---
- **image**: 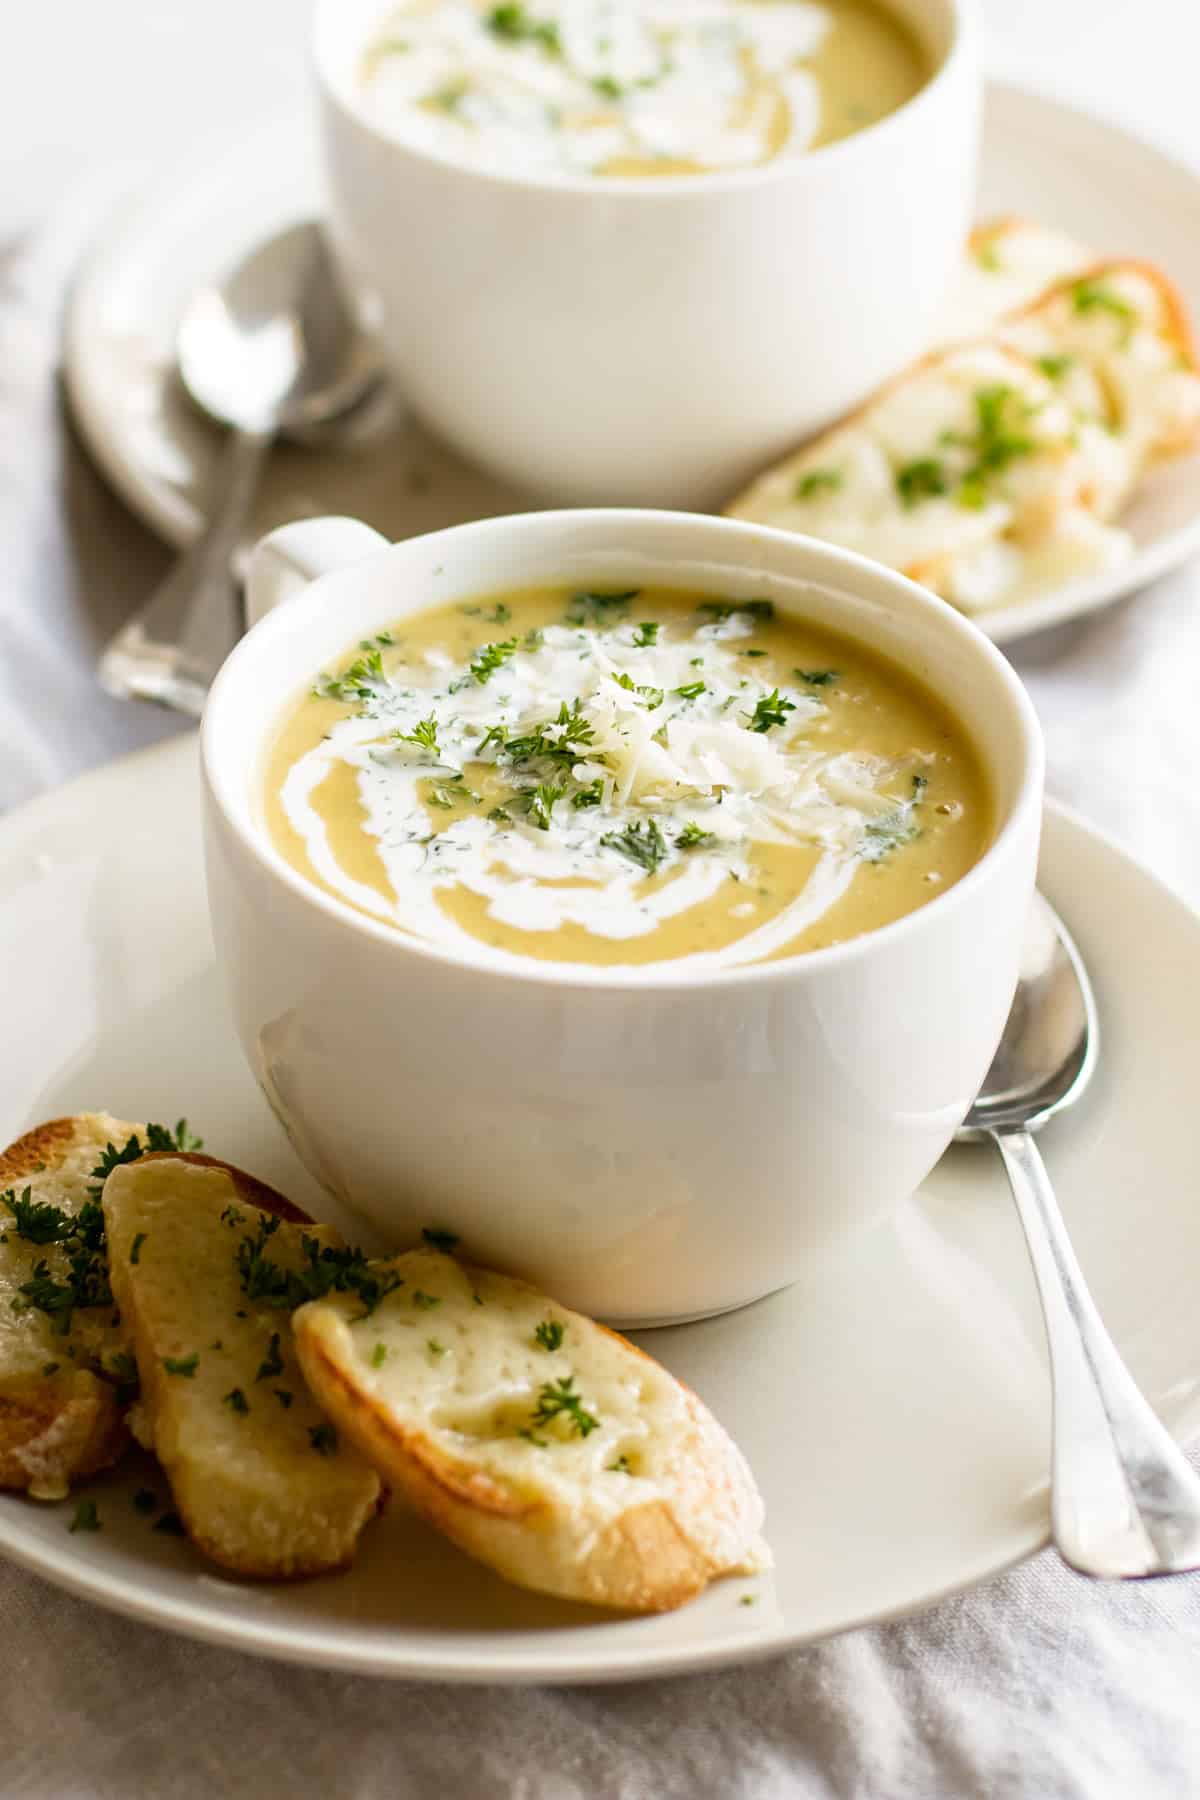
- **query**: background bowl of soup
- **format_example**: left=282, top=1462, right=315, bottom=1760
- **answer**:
left=202, top=508, right=1041, bottom=1326
left=313, top=0, right=980, bottom=507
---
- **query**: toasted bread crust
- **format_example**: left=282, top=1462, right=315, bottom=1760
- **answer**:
left=294, top=1253, right=766, bottom=1614
left=0, top=1113, right=145, bottom=1496
left=105, top=1155, right=381, bottom=1579
left=133, top=1151, right=313, bottom=1225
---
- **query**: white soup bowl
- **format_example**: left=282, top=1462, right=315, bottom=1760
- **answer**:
left=202, top=508, right=1042, bottom=1325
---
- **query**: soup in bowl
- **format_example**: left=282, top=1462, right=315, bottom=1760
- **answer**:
left=315, top=0, right=979, bottom=505
left=202, top=509, right=1042, bottom=1325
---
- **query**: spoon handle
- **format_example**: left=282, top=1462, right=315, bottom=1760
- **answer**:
left=993, top=1126, right=1200, bottom=1577
left=98, top=426, right=272, bottom=716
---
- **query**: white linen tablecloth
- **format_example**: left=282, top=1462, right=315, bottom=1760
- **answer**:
left=3, top=2, right=1200, bottom=1794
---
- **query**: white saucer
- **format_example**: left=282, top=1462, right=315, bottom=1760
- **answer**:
left=2, top=736, right=1200, bottom=1682
left=63, top=83, right=1200, bottom=649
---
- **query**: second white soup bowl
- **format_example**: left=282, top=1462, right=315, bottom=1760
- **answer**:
left=202, top=509, right=1042, bottom=1326
left=314, top=0, right=980, bottom=508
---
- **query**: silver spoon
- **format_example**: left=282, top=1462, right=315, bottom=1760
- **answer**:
left=957, top=892, right=1200, bottom=1577
left=98, top=221, right=383, bottom=716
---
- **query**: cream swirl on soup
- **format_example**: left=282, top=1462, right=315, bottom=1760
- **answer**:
left=263, top=587, right=987, bottom=972
left=357, top=0, right=928, bottom=178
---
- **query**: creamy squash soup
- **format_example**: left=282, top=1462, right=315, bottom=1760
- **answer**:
left=263, top=587, right=989, bottom=972
left=357, top=0, right=929, bottom=178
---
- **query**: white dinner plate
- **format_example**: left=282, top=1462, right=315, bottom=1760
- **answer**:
left=2, top=736, right=1200, bottom=1682
left=63, top=83, right=1200, bottom=648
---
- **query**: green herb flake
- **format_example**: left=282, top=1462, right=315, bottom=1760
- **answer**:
left=314, top=646, right=385, bottom=702
left=673, top=680, right=706, bottom=700
left=274, top=1389, right=294, bottom=1409
left=571, top=778, right=604, bottom=810
left=427, top=1338, right=448, bottom=1357
left=129, top=1232, right=146, bottom=1266
left=412, top=1290, right=442, bottom=1310
left=224, top=1387, right=249, bottom=1416
left=698, top=599, right=775, bottom=625
left=895, top=459, right=948, bottom=507
left=371, top=1343, right=388, bottom=1369
left=609, top=1455, right=633, bottom=1474
left=255, top=1332, right=283, bottom=1382
left=795, top=468, right=843, bottom=500
left=796, top=668, right=839, bottom=686
left=163, top=1353, right=199, bottom=1379
left=1036, top=353, right=1074, bottom=381
left=516, top=1427, right=549, bottom=1447
left=565, top=590, right=639, bottom=626
left=676, top=821, right=714, bottom=849
left=531, top=1374, right=600, bottom=1439
left=41, top=1361, right=60, bottom=1377
left=747, top=689, right=796, bottom=734
left=394, top=714, right=440, bottom=755
left=1, top=1187, right=75, bottom=1245
left=534, top=1319, right=564, bottom=1352
left=632, top=621, right=660, bottom=647
left=600, top=819, right=668, bottom=874
left=469, top=637, right=520, bottom=685
left=1072, top=277, right=1136, bottom=340
left=69, top=1499, right=101, bottom=1533
left=309, top=1423, right=338, bottom=1456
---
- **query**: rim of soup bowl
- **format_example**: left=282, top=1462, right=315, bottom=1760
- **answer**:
left=313, top=0, right=978, bottom=203
left=202, top=508, right=1043, bottom=995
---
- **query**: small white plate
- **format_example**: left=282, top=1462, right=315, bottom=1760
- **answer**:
left=63, top=83, right=1200, bottom=647
left=2, top=736, right=1200, bottom=1682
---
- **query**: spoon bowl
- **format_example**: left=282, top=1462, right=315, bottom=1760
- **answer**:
left=100, top=221, right=384, bottom=714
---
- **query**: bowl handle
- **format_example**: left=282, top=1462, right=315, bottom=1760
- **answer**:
left=244, top=517, right=390, bottom=628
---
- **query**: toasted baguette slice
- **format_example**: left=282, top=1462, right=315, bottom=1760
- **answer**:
left=0, top=1112, right=161, bottom=1497
left=727, top=260, right=1200, bottom=615
left=294, top=1248, right=766, bottom=1614
left=940, top=216, right=1096, bottom=340
left=103, top=1154, right=382, bottom=1579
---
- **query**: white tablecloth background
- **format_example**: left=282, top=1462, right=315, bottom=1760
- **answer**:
left=3, top=2, right=1200, bottom=1793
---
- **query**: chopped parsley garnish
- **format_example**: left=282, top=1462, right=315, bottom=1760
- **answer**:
left=163, top=1353, right=199, bottom=1378
left=412, top=1290, right=441, bottom=1310
left=612, top=671, right=664, bottom=710
left=795, top=468, right=843, bottom=500
left=133, top=1489, right=158, bottom=1515
left=527, top=782, right=564, bottom=831
left=534, top=1319, right=564, bottom=1352
left=314, top=646, right=385, bottom=702
left=309, top=1424, right=338, bottom=1455
left=129, top=1232, right=146, bottom=1265
left=747, top=689, right=796, bottom=733
left=502, top=700, right=598, bottom=771
left=531, top=1375, right=599, bottom=1439
left=235, top=1216, right=401, bottom=1316
left=1036, top=353, right=1074, bottom=382
left=41, top=1361, right=59, bottom=1377
left=565, top=590, right=639, bottom=626
left=13, top=1262, right=80, bottom=1332
left=220, top=1204, right=245, bottom=1227
left=69, top=1499, right=100, bottom=1533
left=973, top=238, right=1002, bottom=272
left=274, top=1389, right=294, bottom=1408
left=601, top=819, right=668, bottom=873
left=371, top=1343, right=388, bottom=1368
left=460, top=601, right=511, bottom=623
left=740, top=1594, right=757, bottom=1607
left=861, top=810, right=920, bottom=863
left=422, top=1227, right=460, bottom=1253
left=394, top=714, right=440, bottom=755
left=796, top=669, right=838, bottom=686
left=592, top=73, right=623, bottom=100
left=224, top=1387, right=249, bottom=1415
left=571, top=778, right=604, bottom=810
left=485, top=2, right=560, bottom=51
left=1071, top=277, right=1135, bottom=340
left=517, top=1427, right=548, bottom=1446
left=107, top=1351, right=140, bottom=1405
left=1, top=1187, right=75, bottom=1245
left=676, top=821, right=714, bottom=849
left=255, top=1332, right=283, bottom=1382
left=632, top=622, right=660, bottom=647
left=469, top=637, right=520, bottom=685
left=698, top=599, right=775, bottom=624
left=427, top=1338, right=447, bottom=1357
left=896, top=458, right=948, bottom=507
left=609, top=1455, right=633, bottom=1474
left=673, top=680, right=706, bottom=700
